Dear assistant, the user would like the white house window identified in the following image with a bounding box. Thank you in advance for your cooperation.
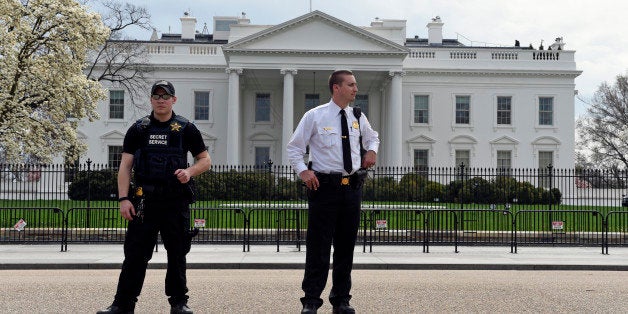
[414,95,429,124]
[496,96,512,125]
[305,94,319,111]
[109,90,124,119]
[497,150,512,169]
[354,94,369,117]
[255,93,271,122]
[108,145,123,169]
[538,151,554,187]
[539,151,553,168]
[455,150,470,167]
[413,149,429,170]
[254,146,270,168]
[194,91,210,120]
[455,95,470,124]
[538,97,554,125]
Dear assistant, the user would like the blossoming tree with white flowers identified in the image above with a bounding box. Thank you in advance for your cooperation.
[0,0,110,163]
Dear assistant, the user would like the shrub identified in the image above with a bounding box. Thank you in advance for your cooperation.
[67,169,118,200]
[363,176,399,201]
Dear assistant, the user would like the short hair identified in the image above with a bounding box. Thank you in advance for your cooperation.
[328,70,354,94]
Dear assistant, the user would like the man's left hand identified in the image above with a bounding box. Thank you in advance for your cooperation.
[361,150,377,169]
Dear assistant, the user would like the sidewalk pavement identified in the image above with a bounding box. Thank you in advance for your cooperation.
[1,244,627,271]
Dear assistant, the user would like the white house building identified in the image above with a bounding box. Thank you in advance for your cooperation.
[81,10,580,170]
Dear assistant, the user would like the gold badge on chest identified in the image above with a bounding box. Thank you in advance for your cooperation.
[170,122,182,132]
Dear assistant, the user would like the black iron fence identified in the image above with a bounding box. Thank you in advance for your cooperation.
[2,162,628,253]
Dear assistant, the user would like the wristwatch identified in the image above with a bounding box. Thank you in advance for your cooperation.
[118,196,130,202]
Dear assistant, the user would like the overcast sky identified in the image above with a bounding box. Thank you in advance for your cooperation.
[95,0,628,118]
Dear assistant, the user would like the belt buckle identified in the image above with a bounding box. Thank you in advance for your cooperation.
[341,177,350,186]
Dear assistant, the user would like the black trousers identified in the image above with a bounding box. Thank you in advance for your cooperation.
[301,182,362,307]
[113,199,191,307]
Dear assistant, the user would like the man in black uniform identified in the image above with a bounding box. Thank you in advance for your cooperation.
[98,80,211,314]
[287,70,380,314]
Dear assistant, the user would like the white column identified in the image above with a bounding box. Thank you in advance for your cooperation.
[280,69,297,166]
[379,85,388,166]
[387,71,404,167]
[226,67,243,165]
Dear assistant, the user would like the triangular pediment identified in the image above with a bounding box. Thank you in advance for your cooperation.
[490,136,519,145]
[100,130,125,140]
[407,134,436,143]
[76,130,87,140]
[199,130,217,141]
[223,10,408,56]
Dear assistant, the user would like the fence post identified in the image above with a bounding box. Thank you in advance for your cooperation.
[548,163,553,211]
[547,164,553,234]
[266,159,273,207]
[459,163,465,210]
[86,159,92,228]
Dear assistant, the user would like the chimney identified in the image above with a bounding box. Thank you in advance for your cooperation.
[180,12,197,40]
[370,17,383,27]
[427,16,443,46]
[150,28,158,41]
[238,12,250,25]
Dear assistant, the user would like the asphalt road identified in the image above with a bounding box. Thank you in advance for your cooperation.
[2,269,627,313]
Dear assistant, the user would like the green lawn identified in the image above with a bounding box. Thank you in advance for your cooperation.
[1,199,627,232]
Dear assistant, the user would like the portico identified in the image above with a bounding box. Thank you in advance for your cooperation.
[221,11,408,166]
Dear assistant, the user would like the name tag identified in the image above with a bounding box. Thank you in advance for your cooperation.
[148,134,169,145]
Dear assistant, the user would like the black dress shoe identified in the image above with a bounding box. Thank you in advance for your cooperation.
[301,303,318,314]
[332,301,355,314]
[96,305,134,314]
[170,303,193,314]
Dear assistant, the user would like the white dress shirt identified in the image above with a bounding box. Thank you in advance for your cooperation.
[287,100,380,175]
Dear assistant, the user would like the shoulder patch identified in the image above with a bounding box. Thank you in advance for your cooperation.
[135,116,151,130]
[173,114,189,129]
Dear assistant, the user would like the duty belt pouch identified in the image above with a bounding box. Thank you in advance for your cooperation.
[352,169,368,189]
[184,179,197,204]
[185,228,199,254]
[136,184,156,201]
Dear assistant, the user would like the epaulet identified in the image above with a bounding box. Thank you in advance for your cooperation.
[173,114,189,126]
[135,115,151,130]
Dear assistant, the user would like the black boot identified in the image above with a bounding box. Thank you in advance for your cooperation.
[332,300,355,314]
[301,303,318,314]
[170,302,193,314]
[96,303,135,314]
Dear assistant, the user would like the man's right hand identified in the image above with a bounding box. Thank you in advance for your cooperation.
[119,200,136,221]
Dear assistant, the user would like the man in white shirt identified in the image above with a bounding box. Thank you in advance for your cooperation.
[287,70,379,314]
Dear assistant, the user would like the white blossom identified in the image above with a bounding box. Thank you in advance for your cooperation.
[0,0,110,163]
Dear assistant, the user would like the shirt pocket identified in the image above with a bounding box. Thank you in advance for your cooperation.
[318,127,339,148]
[349,126,360,146]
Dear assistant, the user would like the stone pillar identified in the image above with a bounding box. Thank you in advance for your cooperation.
[379,86,388,166]
[387,71,404,167]
[226,67,243,165]
[280,69,297,166]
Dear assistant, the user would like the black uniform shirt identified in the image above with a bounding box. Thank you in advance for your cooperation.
[122,112,207,158]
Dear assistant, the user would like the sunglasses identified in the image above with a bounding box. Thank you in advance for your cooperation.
[151,94,173,100]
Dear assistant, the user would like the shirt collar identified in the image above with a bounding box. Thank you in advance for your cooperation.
[327,100,346,115]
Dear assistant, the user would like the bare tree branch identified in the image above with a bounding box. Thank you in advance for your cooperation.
[85,0,153,108]
[577,74,628,169]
